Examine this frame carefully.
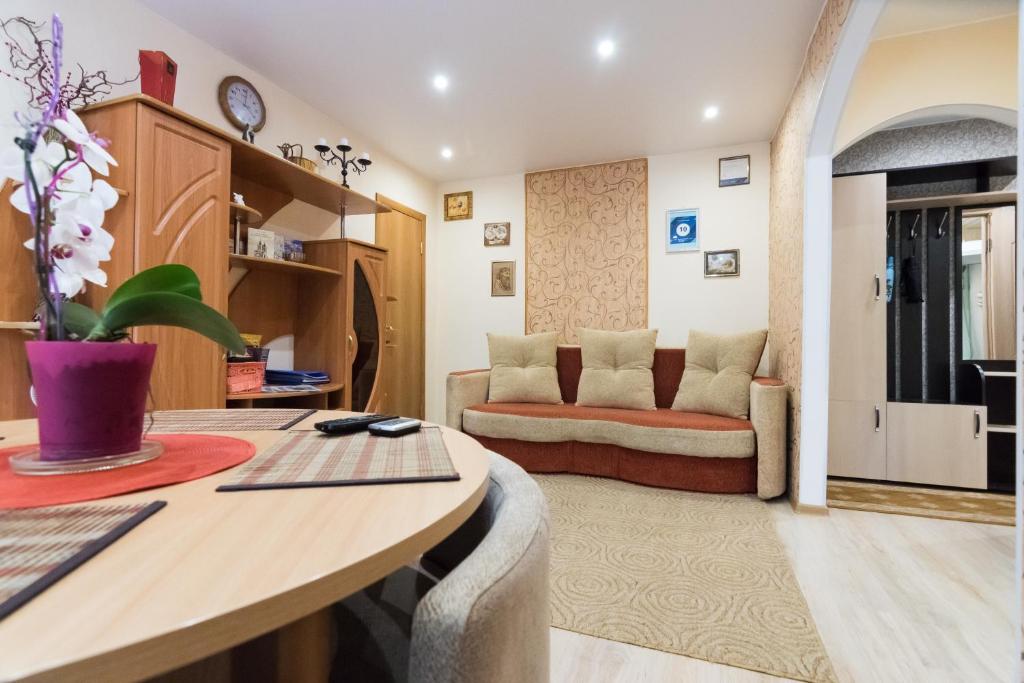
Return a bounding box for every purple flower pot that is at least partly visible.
[26,341,157,461]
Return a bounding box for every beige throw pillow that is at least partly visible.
[487,332,562,404]
[672,329,768,418]
[575,328,658,410]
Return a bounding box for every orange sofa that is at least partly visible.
[446,347,787,499]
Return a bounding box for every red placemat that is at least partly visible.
[0,435,256,509]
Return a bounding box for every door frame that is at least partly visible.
[374,194,427,417]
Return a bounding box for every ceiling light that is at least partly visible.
[597,39,615,60]
[432,74,449,92]
[703,105,720,120]
[440,146,453,159]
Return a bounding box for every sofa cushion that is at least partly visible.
[557,346,686,407]
[463,403,754,458]
[672,329,767,418]
[576,328,658,410]
[487,332,562,404]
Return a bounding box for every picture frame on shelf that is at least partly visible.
[719,154,750,187]
[444,190,473,221]
[484,222,511,246]
[704,249,740,277]
[247,228,276,260]
[666,208,699,253]
[491,260,516,296]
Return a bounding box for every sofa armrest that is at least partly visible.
[446,370,491,431]
[750,379,788,499]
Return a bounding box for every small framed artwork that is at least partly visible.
[491,260,516,296]
[719,155,750,187]
[444,190,473,221]
[704,249,740,277]
[484,222,511,246]
[666,208,699,253]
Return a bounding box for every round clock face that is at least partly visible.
[218,76,266,132]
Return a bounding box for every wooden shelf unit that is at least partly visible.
[226,381,345,401]
[0,95,393,419]
[229,254,341,278]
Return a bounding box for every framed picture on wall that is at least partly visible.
[666,208,699,253]
[704,249,740,277]
[491,260,516,296]
[444,190,473,221]
[719,155,750,187]
[484,222,511,246]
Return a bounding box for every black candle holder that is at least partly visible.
[313,141,371,188]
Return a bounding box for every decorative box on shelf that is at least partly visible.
[227,361,267,395]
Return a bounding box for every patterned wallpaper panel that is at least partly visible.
[525,159,648,343]
[768,0,852,501]
[833,118,1016,175]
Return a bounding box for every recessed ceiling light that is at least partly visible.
[433,74,449,92]
[597,39,615,60]
[703,105,720,120]
[440,146,453,159]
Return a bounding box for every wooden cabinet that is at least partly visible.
[303,239,388,412]
[828,173,887,477]
[133,106,231,409]
[886,403,987,488]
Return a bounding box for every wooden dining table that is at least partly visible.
[0,411,491,683]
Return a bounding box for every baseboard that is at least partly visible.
[789,497,830,516]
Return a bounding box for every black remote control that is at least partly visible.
[315,414,397,435]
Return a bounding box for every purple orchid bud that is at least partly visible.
[79,224,92,237]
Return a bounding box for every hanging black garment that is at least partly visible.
[901,253,923,303]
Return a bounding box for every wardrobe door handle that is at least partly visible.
[874,274,880,301]
[974,410,981,439]
[874,405,880,432]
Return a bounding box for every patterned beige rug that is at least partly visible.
[535,475,836,683]
[827,478,1014,526]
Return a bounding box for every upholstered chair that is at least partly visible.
[332,451,551,682]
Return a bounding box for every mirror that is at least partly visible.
[960,205,1017,360]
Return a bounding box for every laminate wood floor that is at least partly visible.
[550,499,1014,683]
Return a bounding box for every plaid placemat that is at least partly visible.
[0,501,166,621]
[218,427,459,491]
[145,409,316,433]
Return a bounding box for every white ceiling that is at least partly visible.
[873,0,1017,40]
[142,0,825,181]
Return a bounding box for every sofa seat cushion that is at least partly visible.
[462,403,754,458]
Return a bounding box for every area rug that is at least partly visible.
[827,478,1014,526]
[534,475,836,683]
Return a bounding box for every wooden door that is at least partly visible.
[886,403,987,488]
[346,242,387,413]
[134,104,230,409]
[828,173,887,478]
[375,196,426,418]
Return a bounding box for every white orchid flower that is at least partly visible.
[14,112,121,299]
[52,109,117,176]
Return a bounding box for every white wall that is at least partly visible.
[0,0,436,245]
[427,142,770,421]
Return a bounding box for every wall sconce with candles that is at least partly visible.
[314,137,371,188]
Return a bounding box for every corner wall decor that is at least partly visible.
[704,249,740,277]
[484,222,511,246]
[444,191,473,221]
[719,155,750,187]
[491,261,516,296]
[666,208,699,253]
[525,158,648,343]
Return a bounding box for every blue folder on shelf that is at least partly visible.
[264,370,330,385]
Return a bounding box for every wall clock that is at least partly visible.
[218,76,266,141]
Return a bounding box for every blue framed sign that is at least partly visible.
[666,208,699,253]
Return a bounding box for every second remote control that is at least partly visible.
[315,414,397,435]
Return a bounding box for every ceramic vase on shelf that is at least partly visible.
[26,341,157,460]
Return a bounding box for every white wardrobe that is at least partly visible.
[828,174,988,488]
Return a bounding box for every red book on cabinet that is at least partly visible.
[138,50,177,105]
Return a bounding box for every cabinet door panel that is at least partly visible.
[830,174,887,402]
[347,246,387,413]
[886,403,987,488]
[134,106,230,409]
[828,400,886,479]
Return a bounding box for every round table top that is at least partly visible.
[0,412,490,682]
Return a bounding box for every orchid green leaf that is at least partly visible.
[103,264,203,313]
[61,301,101,340]
[91,291,245,353]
